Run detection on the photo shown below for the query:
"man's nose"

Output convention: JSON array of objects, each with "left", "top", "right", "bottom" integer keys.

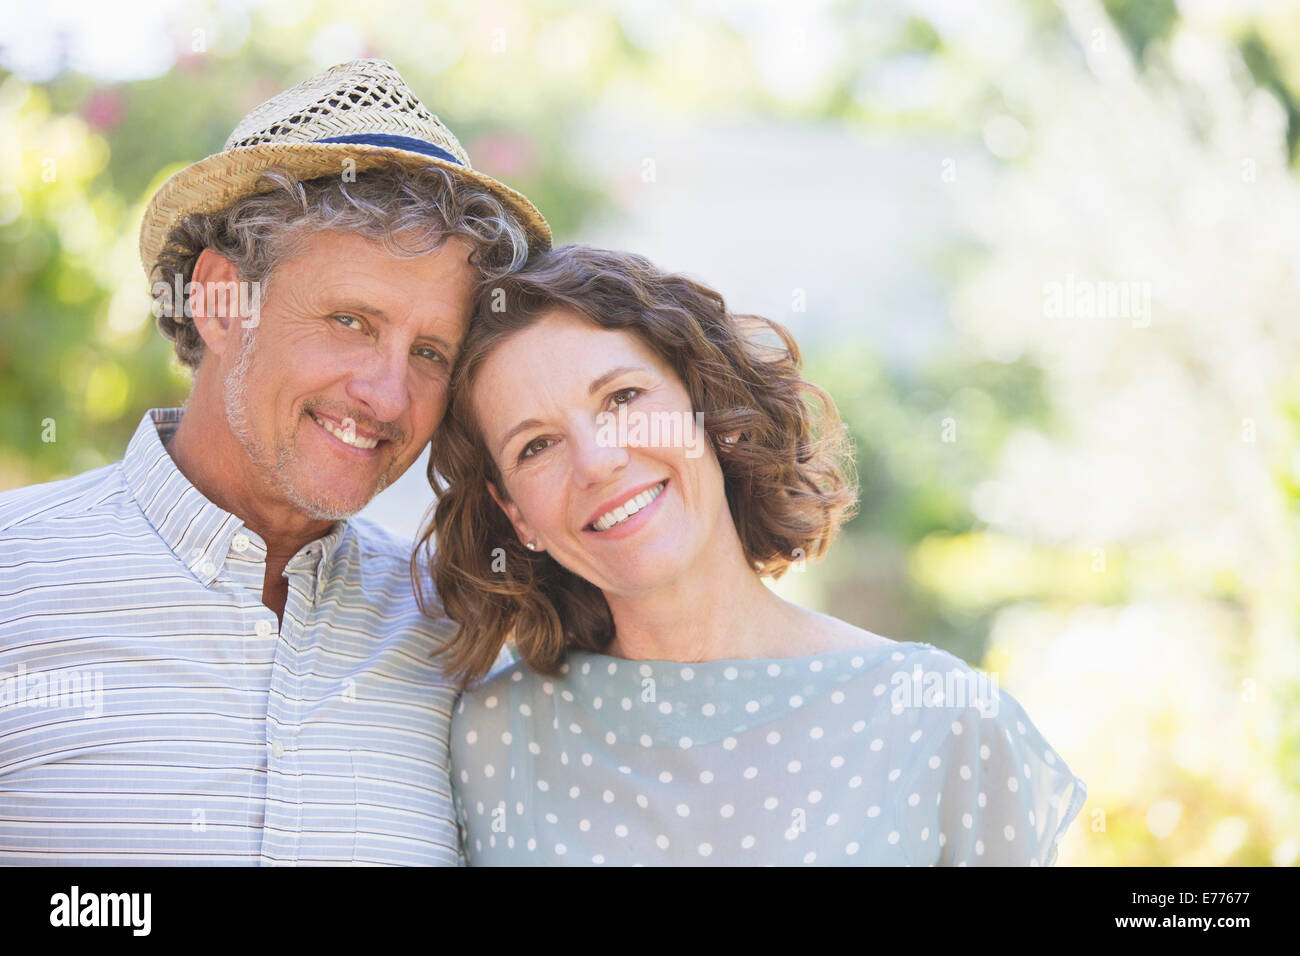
[{"left": 345, "top": 344, "right": 410, "bottom": 424}]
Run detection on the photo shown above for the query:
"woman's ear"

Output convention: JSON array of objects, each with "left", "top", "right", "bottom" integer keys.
[{"left": 487, "top": 481, "right": 544, "bottom": 553}]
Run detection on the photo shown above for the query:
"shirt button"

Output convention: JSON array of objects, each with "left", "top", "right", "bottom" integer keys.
[
  {"left": 271, "top": 742, "right": 285, "bottom": 759},
  {"left": 199, "top": 559, "right": 215, "bottom": 576},
  {"left": 255, "top": 619, "right": 273, "bottom": 638},
  {"left": 232, "top": 533, "right": 250, "bottom": 553}
]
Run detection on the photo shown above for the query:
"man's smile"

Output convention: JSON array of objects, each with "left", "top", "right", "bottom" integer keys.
[{"left": 307, "top": 410, "right": 387, "bottom": 455}]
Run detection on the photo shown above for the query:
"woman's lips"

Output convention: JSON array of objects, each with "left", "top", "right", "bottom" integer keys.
[{"left": 582, "top": 479, "right": 669, "bottom": 539}]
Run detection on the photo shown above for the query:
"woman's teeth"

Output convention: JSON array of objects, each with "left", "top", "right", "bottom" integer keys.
[
  {"left": 591, "top": 481, "right": 667, "bottom": 532},
  {"left": 311, "top": 412, "right": 379, "bottom": 450}
]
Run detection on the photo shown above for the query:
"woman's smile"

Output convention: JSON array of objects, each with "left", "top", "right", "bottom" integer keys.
[{"left": 583, "top": 478, "right": 670, "bottom": 537}]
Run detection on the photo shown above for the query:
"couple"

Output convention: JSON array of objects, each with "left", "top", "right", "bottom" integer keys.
[{"left": 0, "top": 60, "right": 1085, "bottom": 866}]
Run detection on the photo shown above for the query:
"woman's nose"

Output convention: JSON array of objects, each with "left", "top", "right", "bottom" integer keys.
[{"left": 569, "top": 422, "right": 629, "bottom": 487}]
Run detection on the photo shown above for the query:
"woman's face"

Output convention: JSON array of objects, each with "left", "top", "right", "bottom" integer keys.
[{"left": 471, "top": 308, "right": 734, "bottom": 598}]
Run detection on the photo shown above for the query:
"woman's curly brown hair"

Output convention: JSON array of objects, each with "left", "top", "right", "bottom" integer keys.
[{"left": 415, "top": 245, "right": 858, "bottom": 687}]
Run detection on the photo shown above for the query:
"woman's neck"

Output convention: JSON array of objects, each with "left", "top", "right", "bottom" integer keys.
[{"left": 601, "top": 527, "right": 804, "bottom": 663}]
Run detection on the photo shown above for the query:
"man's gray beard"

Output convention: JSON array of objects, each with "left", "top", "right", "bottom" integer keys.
[{"left": 222, "top": 325, "right": 392, "bottom": 521}]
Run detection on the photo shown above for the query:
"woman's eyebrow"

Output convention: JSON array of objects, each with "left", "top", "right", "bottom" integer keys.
[
  {"left": 498, "top": 418, "right": 544, "bottom": 456},
  {"left": 588, "top": 365, "right": 644, "bottom": 395},
  {"left": 494, "top": 366, "right": 648, "bottom": 456}
]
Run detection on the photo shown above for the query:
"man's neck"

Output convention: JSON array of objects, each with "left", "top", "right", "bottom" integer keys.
[{"left": 164, "top": 402, "right": 336, "bottom": 622}]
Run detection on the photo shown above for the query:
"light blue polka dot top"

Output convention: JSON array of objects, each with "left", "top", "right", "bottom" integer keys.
[{"left": 450, "top": 639, "right": 1087, "bottom": 866}]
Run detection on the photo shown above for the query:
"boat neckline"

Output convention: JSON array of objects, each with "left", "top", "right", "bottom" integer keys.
[{"left": 561, "top": 639, "right": 939, "bottom": 669}]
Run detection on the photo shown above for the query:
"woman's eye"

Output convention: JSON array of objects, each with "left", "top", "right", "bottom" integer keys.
[
  {"left": 413, "top": 345, "right": 446, "bottom": 364},
  {"left": 610, "top": 387, "right": 640, "bottom": 407},
  {"left": 520, "top": 437, "right": 552, "bottom": 460}
]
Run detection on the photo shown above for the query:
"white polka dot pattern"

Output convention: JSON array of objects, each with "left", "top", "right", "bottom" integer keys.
[{"left": 450, "top": 641, "right": 1086, "bottom": 866}]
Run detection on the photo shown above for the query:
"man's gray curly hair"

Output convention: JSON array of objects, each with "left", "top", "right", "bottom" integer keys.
[{"left": 149, "top": 160, "right": 531, "bottom": 370}]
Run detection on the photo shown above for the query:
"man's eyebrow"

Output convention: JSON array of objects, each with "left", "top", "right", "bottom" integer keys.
[{"left": 329, "top": 300, "right": 456, "bottom": 354}]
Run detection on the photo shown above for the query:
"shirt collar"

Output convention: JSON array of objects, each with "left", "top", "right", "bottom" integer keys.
[{"left": 121, "top": 407, "right": 347, "bottom": 588}]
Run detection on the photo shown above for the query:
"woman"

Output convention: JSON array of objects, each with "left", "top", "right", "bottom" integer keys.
[{"left": 418, "top": 245, "right": 1087, "bottom": 866}]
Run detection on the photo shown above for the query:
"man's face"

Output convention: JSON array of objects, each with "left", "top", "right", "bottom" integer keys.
[{"left": 220, "top": 229, "right": 477, "bottom": 520}]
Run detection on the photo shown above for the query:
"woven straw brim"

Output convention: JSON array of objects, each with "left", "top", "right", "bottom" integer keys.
[{"left": 138, "top": 143, "right": 552, "bottom": 278}]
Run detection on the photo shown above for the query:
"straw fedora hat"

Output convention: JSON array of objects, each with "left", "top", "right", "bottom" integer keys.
[{"left": 137, "top": 58, "right": 551, "bottom": 277}]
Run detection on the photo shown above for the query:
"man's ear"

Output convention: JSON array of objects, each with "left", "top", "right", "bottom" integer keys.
[
  {"left": 487, "top": 481, "right": 544, "bottom": 553},
  {"left": 188, "top": 249, "right": 242, "bottom": 360}
]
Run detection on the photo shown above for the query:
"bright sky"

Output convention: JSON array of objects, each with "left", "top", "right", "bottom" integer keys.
[{"left": 0, "top": 0, "right": 845, "bottom": 91}]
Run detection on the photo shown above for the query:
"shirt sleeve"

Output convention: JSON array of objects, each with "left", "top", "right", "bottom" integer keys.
[
  {"left": 454, "top": 790, "right": 469, "bottom": 868},
  {"left": 938, "top": 681, "right": 1087, "bottom": 866},
  {"left": 450, "top": 694, "right": 471, "bottom": 867}
]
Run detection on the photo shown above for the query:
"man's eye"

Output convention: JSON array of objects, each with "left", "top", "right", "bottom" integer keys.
[
  {"left": 332, "top": 314, "right": 364, "bottom": 331},
  {"left": 414, "top": 345, "right": 447, "bottom": 364},
  {"left": 520, "top": 437, "right": 553, "bottom": 460},
  {"left": 610, "top": 387, "right": 640, "bottom": 407}
]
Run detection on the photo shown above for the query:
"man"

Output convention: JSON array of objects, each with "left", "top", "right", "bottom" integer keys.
[{"left": 0, "top": 59, "right": 549, "bottom": 864}]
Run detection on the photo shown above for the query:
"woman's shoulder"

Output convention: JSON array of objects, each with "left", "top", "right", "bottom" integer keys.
[
  {"left": 790, "top": 608, "right": 962, "bottom": 664},
  {"left": 815, "top": 629, "right": 1002, "bottom": 738},
  {"left": 790, "top": 609, "right": 971, "bottom": 673},
  {"left": 804, "top": 611, "right": 983, "bottom": 674},
  {"left": 452, "top": 655, "right": 539, "bottom": 724}
]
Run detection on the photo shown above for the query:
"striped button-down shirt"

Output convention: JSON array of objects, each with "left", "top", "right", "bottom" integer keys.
[{"left": 0, "top": 408, "right": 461, "bottom": 865}]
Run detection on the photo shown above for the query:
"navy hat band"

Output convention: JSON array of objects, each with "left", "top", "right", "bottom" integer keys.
[{"left": 312, "top": 133, "right": 464, "bottom": 167}]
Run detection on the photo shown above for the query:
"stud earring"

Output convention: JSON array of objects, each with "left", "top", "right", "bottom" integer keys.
[{"left": 526, "top": 541, "right": 537, "bottom": 551}]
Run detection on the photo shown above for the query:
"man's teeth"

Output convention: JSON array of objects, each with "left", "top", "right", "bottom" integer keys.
[
  {"left": 592, "top": 481, "right": 666, "bottom": 532},
  {"left": 312, "top": 413, "right": 379, "bottom": 450}
]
